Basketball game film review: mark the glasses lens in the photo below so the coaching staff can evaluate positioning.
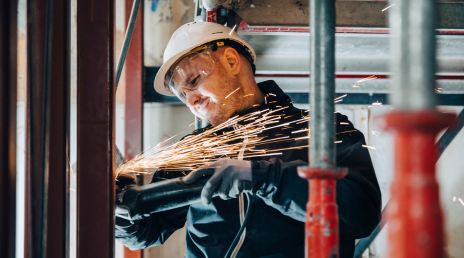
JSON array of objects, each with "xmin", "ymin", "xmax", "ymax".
[{"xmin": 165, "ymin": 50, "xmax": 215, "ymax": 101}]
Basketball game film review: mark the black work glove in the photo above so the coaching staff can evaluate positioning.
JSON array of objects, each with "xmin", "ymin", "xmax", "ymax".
[
  {"xmin": 115, "ymin": 173, "xmax": 137, "ymax": 222},
  {"xmin": 198, "ymin": 158, "xmax": 253, "ymax": 205}
]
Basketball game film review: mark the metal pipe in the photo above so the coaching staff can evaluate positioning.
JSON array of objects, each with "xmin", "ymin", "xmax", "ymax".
[
  {"xmin": 298, "ymin": 1, "xmax": 347, "ymax": 258},
  {"xmin": 437, "ymin": 108, "xmax": 464, "ymax": 158},
  {"xmin": 390, "ymin": 0, "xmax": 437, "ymax": 110},
  {"xmin": 115, "ymin": 0, "xmax": 141, "ymax": 88},
  {"xmin": 309, "ymin": 0, "xmax": 336, "ymax": 168},
  {"xmin": 385, "ymin": 0, "xmax": 456, "ymax": 257},
  {"xmin": 0, "ymin": 1, "xmax": 18, "ymax": 257}
]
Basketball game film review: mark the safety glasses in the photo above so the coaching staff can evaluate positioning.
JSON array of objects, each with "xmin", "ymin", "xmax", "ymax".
[{"xmin": 165, "ymin": 49, "xmax": 216, "ymax": 102}]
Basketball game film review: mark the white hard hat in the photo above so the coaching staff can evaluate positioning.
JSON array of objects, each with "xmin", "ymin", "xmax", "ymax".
[{"xmin": 154, "ymin": 21, "xmax": 256, "ymax": 96}]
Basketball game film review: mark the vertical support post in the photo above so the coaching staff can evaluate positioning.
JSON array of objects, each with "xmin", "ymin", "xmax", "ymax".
[
  {"xmin": 25, "ymin": 0, "xmax": 49, "ymax": 257},
  {"xmin": 47, "ymin": 0, "xmax": 70, "ymax": 258},
  {"xmin": 123, "ymin": 0, "xmax": 143, "ymax": 257},
  {"xmin": 386, "ymin": 0, "xmax": 455, "ymax": 258},
  {"xmin": 77, "ymin": 1, "xmax": 115, "ymax": 258},
  {"xmin": 0, "ymin": 1, "xmax": 18, "ymax": 258},
  {"xmin": 124, "ymin": 0, "xmax": 143, "ymax": 161},
  {"xmin": 298, "ymin": 0, "xmax": 347, "ymax": 258},
  {"xmin": 25, "ymin": 1, "xmax": 70, "ymax": 258}
]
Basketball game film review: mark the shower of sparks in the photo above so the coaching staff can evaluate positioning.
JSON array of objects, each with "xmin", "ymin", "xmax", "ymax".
[
  {"xmin": 267, "ymin": 93, "xmax": 277, "ymax": 97},
  {"xmin": 369, "ymin": 101, "xmax": 383, "ymax": 108},
  {"xmin": 225, "ymin": 87, "xmax": 240, "ymax": 99},
  {"xmin": 381, "ymin": 4, "xmax": 394, "ymax": 12},
  {"xmin": 362, "ymin": 144, "xmax": 376, "ymax": 150},
  {"xmin": 116, "ymin": 108, "xmax": 312, "ymax": 177},
  {"xmin": 452, "ymin": 196, "xmax": 457, "ymax": 202},
  {"xmin": 353, "ymin": 75, "xmax": 378, "ymax": 88},
  {"xmin": 334, "ymin": 140, "xmax": 343, "ymax": 144},
  {"xmin": 340, "ymin": 122, "xmax": 349, "ymax": 125},
  {"xmin": 334, "ymin": 94, "xmax": 348, "ymax": 104},
  {"xmin": 117, "ymin": 97, "xmax": 365, "ymax": 178},
  {"xmin": 435, "ymin": 87, "xmax": 444, "ymax": 93},
  {"xmin": 243, "ymin": 93, "xmax": 255, "ymax": 98},
  {"xmin": 229, "ymin": 24, "xmax": 238, "ymax": 35},
  {"xmin": 459, "ymin": 198, "xmax": 464, "ymax": 207}
]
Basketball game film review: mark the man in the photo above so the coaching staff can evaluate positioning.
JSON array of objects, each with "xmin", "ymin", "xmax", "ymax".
[{"xmin": 116, "ymin": 21, "xmax": 381, "ymax": 258}]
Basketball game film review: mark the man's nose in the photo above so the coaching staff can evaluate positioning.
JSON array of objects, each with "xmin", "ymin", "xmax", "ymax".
[{"xmin": 185, "ymin": 90, "xmax": 202, "ymax": 107}]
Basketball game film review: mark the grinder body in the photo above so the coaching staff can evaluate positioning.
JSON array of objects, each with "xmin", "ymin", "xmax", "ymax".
[{"xmin": 116, "ymin": 169, "xmax": 214, "ymax": 220}]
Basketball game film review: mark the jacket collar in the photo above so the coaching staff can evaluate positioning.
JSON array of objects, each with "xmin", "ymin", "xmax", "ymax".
[{"xmin": 257, "ymin": 80, "xmax": 293, "ymax": 108}]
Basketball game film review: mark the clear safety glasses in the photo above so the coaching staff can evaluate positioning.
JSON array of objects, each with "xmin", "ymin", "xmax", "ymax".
[{"xmin": 165, "ymin": 49, "xmax": 216, "ymax": 102}]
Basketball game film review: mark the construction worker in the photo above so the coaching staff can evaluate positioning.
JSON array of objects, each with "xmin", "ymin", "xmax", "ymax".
[{"xmin": 115, "ymin": 21, "xmax": 381, "ymax": 258}]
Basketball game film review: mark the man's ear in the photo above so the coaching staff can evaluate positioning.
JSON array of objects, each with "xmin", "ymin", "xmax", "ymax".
[{"xmin": 221, "ymin": 47, "xmax": 241, "ymax": 75}]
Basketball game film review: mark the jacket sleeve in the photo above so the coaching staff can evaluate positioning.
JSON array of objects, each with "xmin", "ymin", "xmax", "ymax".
[{"xmin": 251, "ymin": 115, "xmax": 381, "ymax": 239}]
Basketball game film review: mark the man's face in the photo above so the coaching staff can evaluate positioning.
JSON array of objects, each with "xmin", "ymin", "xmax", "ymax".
[{"xmin": 168, "ymin": 49, "xmax": 244, "ymax": 126}]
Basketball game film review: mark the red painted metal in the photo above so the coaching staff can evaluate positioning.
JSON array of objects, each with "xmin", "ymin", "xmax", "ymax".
[
  {"xmin": 298, "ymin": 167, "xmax": 348, "ymax": 258},
  {"xmin": 124, "ymin": 0, "xmax": 143, "ymax": 162},
  {"xmin": 239, "ymin": 21, "xmax": 464, "ymax": 35},
  {"xmin": 206, "ymin": 10, "xmax": 217, "ymax": 23},
  {"xmin": 0, "ymin": 1, "xmax": 18, "ymax": 257},
  {"xmin": 76, "ymin": 1, "xmax": 115, "ymax": 258},
  {"xmin": 384, "ymin": 111, "xmax": 456, "ymax": 258},
  {"xmin": 123, "ymin": 0, "xmax": 143, "ymax": 257}
]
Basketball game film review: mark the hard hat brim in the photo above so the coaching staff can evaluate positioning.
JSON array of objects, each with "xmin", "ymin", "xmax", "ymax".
[
  {"xmin": 154, "ymin": 34, "xmax": 255, "ymax": 96},
  {"xmin": 154, "ymin": 47, "xmax": 192, "ymax": 96}
]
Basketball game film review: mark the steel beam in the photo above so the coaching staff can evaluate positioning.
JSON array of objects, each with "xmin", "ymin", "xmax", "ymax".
[
  {"xmin": 385, "ymin": 1, "xmax": 456, "ymax": 257},
  {"xmin": 0, "ymin": 1, "xmax": 18, "ymax": 258},
  {"xmin": 123, "ymin": 0, "xmax": 143, "ymax": 257},
  {"xmin": 76, "ymin": 1, "xmax": 115, "ymax": 258}
]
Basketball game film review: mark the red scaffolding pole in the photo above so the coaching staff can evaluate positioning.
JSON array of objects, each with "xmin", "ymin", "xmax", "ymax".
[
  {"xmin": 123, "ymin": 0, "xmax": 143, "ymax": 257},
  {"xmin": 385, "ymin": 111, "xmax": 454, "ymax": 258}
]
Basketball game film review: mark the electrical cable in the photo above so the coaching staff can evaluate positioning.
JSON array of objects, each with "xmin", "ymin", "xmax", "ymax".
[{"xmin": 224, "ymin": 192, "xmax": 256, "ymax": 258}]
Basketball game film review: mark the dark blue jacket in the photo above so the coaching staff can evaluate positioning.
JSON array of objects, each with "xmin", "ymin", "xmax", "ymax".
[{"xmin": 115, "ymin": 80, "xmax": 381, "ymax": 258}]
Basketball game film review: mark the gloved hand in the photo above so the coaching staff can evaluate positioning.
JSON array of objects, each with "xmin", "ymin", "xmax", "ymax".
[
  {"xmin": 115, "ymin": 173, "xmax": 136, "ymax": 198},
  {"xmin": 115, "ymin": 173, "xmax": 136, "ymax": 222},
  {"xmin": 199, "ymin": 158, "xmax": 253, "ymax": 205}
]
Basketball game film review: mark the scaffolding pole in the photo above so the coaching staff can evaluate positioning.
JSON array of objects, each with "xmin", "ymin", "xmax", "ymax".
[
  {"xmin": 385, "ymin": 0, "xmax": 455, "ymax": 257},
  {"xmin": 298, "ymin": 0, "xmax": 347, "ymax": 258}
]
